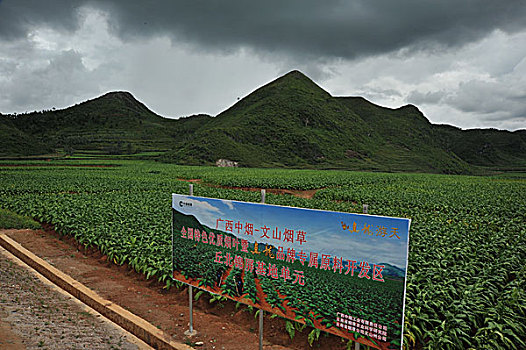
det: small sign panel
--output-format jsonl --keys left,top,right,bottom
{"left": 172, "top": 194, "right": 410, "bottom": 349}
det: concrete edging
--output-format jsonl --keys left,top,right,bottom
{"left": 0, "top": 233, "right": 192, "bottom": 350}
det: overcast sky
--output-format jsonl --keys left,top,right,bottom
{"left": 1, "top": 1, "right": 525, "bottom": 131}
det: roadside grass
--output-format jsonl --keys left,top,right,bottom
{"left": 0, "top": 208, "right": 40, "bottom": 229}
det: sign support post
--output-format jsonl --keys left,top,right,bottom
{"left": 259, "top": 189, "right": 265, "bottom": 350}
{"left": 350, "top": 204, "right": 370, "bottom": 349}
{"left": 259, "top": 310, "right": 264, "bottom": 350}
{"left": 184, "top": 184, "right": 197, "bottom": 337}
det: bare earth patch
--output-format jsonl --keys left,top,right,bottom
{"left": 176, "top": 179, "right": 321, "bottom": 199}
{"left": 227, "top": 187, "right": 320, "bottom": 199}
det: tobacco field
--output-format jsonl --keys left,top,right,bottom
{"left": 0, "top": 160, "right": 524, "bottom": 349}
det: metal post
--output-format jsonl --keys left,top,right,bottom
{"left": 171, "top": 195, "right": 174, "bottom": 290}
{"left": 188, "top": 286, "right": 195, "bottom": 331}
{"left": 259, "top": 309, "right": 264, "bottom": 350}
{"left": 184, "top": 183, "right": 197, "bottom": 337}
{"left": 362, "top": 204, "right": 368, "bottom": 214}
{"left": 259, "top": 188, "right": 265, "bottom": 350}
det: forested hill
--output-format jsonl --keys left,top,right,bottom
{"left": 163, "top": 70, "right": 526, "bottom": 173}
{"left": 2, "top": 70, "right": 525, "bottom": 173}
{"left": 0, "top": 91, "right": 210, "bottom": 156}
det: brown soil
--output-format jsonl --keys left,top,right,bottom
{"left": 178, "top": 179, "right": 203, "bottom": 184}
{"left": 177, "top": 179, "right": 321, "bottom": 199}
{"left": 0, "top": 310, "right": 25, "bottom": 350}
{"left": 230, "top": 187, "right": 320, "bottom": 199}
{"left": 3, "top": 228, "right": 353, "bottom": 350}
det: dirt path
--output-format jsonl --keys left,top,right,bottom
{"left": 176, "top": 179, "right": 322, "bottom": 199}
{"left": 0, "top": 244, "right": 148, "bottom": 350}
{"left": 0, "top": 309, "right": 25, "bottom": 350}
{"left": 224, "top": 187, "right": 320, "bottom": 199}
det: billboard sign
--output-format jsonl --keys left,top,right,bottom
{"left": 172, "top": 194, "right": 410, "bottom": 349}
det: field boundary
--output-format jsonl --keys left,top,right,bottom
{"left": 176, "top": 178, "right": 323, "bottom": 199}
{"left": 0, "top": 233, "right": 192, "bottom": 350}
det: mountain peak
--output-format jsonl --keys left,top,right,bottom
{"left": 216, "top": 69, "right": 331, "bottom": 117}
{"left": 97, "top": 91, "right": 138, "bottom": 104}
{"left": 83, "top": 90, "right": 156, "bottom": 116}
{"left": 282, "top": 69, "right": 308, "bottom": 78}
{"left": 260, "top": 69, "right": 331, "bottom": 98}
{"left": 397, "top": 104, "right": 421, "bottom": 113}
{"left": 275, "top": 69, "right": 319, "bottom": 86}
{"left": 101, "top": 90, "right": 134, "bottom": 97}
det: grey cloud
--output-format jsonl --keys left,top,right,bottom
{"left": 446, "top": 79, "right": 525, "bottom": 117}
{"left": 0, "top": 48, "right": 103, "bottom": 112}
{"left": 354, "top": 87, "right": 403, "bottom": 103}
{"left": 449, "top": 80, "right": 505, "bottom": 114}
{"left": 410, "top": 79, "right": 526, "bottom": 126}
{"left": 407, "top": 90, "right": 446, "bottom": 105}
{"left": 281, "top": 60, "right": 338, "bottom": 82}
{"left": 482, "top": 113, "right": 526, "bottom": 123}
{"left": 1, "top": 1, "right": 526, "bottom": 60}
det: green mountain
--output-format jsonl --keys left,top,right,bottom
{"left": 2, "top": 70, "right": 525, "bottom": 173}
{"left": 165, "top": 71, "right": 474, "bottom": 173}
{"left": 340, "top": 96, "right": 526, "bottom": 170}
{"left": 167, "top": 70, "right": 380, "bottom": 168}
{"left": 2, "top": 91, "right": 208, "bottom": 155}
{"left": 335, "top": 96, "right": 471, "bottom": 173}
{"left": 0, "top": 116, "right": 52, "bottom": 156}
{"left": 166, "top": 71, "right": 525, "bottom": 172}
{"left": 434, "top": 125, "right": 526, "bottom": 169}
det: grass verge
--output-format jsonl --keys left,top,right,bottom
{"left": 0, "top": 208, "right": 40, "bottom": 229}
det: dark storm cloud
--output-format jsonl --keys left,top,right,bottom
{"left": 2, "top": 0, "right": 526, "bottom": 59}
{"left": 1, "top": 0, "right": 525, "bottom": 131}
{"left": 0, "top": 0, "right": 83, "bottom": 40}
